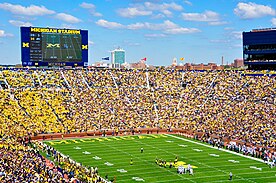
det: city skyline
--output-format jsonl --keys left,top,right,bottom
{"left": 0, "top": 0, "right": 276, "bottom": 66}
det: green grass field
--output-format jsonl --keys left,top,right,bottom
{"left": 42, "top": 33, "right": 82, "bottom": 61}
{"left": 45, "top": 134, "right": 276, "bottom": 183}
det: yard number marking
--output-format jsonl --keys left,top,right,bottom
{"left": 228, "top": 160, "right": 239, "bottom": 163}
{"left": 117, "top": 169, "right": 127, "bottom": 173}
{"left": 132, "top": 177, "right": 145, "bottom": 182}
{"left": 93, "top": 156, "right": 101, "bottom": 160}
{"left": 104, "top": 162, "right": 113, "bottom": 166}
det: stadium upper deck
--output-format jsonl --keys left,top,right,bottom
{"left": 0, "top": 68, "right": 275, "bottom": 152}
{"left": 243, "top": 28, "right": 276, "bottom": 70}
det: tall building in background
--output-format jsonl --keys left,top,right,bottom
{"left": 111, "top": 48, "right": 125, "bottom": 68}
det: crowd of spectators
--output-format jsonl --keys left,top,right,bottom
{"left": 0, "top": 136, "right": 106, "bottom": 182}
{"left": 0, "top": 69, "right": 275, "bottom": 144}
{"left": 0, "top": 68, "right": 275, "bottom": 181}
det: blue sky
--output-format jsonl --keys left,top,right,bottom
{"left": 0, "top": 0, "right": 276, "bottom": 66}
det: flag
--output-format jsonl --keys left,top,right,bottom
{"left": 102, "top": 57, "right": 109, "bottom": 60}
{"left": 141, "top": 57, "right": 147, "bottom": 61}
{"left": 180, "top": 57, "right": 184, "bottom": 61}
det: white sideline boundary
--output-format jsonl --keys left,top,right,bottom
{"left": 166, "top": 134, "right": 265, "bottom": 164}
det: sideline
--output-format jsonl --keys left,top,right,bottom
{"left": 166, "top": 134, "right": 265, "bottom": 164}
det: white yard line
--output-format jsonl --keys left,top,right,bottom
{"left": 135, "top": 137, "right": 257, "bottom": 183}
{"left": 100, "top": 141, "right": 196, "bottom": 183}
{"left": 154, "top": 175, "right": 276, "bottom": 183}
{"left": 166, "top": 134, "right": 264, "bottom": 164}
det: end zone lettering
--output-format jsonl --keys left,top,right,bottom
{"left": 48, "top": 135, "right": 169, "bottom": 145}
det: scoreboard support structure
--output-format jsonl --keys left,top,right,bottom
{"left": 21, "top": 27, "right": 88, "bottom": 67}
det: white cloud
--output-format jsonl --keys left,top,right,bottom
{"left": 95, "top": 19, "right": 124, "bottom": 29}
{"left": 80, "top": 2, "right": 102, "bottom": 17}
{"left": 123, "top": 40, "right": 141, "bottom": 46}
{"left": 9, "top": 20, "right": 32, "bottom": 27}
{"left": 209, "top": 39, "right": 230, "bottom": 43}
{"left": 224, "top": 27, "right": 234, "bottom": 31}
{"left": 151, "top": 13, "right": 165, "bottom": 19}
{"left": 117, "top": 2, "right": 183, "bottom": 18}
{"left": 96, "top": 19, "right": 200, "bottom": 34}
{"left": 182, "top": 11, "right": 220, "bottom": 22}
{"left": 55, "top": 13, "right": 81, "bottom": 23}
{"left": 161, "top": 9, "right": 173, "bottom": 17}
{"left": 164, "top": 27, "right": 200, "bottom": 34}
{"left": 128, "top": 43, "right": 140, "bottom": 46}
{"left": 88, "top": 40, "right": 94, "bottom": 45}
{"left": 231, "top": 31, "right": 242, "bottom": 40}
{"left": 80, "top": 2, "right": 95, "bottom": 9}
{"left": 231, "top": 44, "right": 242, "bottom": 48}
{"left": 208, "top": 21, "right": 228, "bottom": 26}
{"left": 127, "top": 22, "right": 147, "bottom": 30}
{"left": 234, "top": 2, "right": 275, "bottom": 19}
{"left": 0, "top": 30, "right": 13, "bottom": 37}
{"left": 127, "top": 20, "right": 179, "bottom": 30}
{"left": 92, "top": 12, "right": 102, "bottom": 17}
{"left": 59, "top": 24, "right": 76, "bottom": 29}
{"left": 184, "top": 0, "right": 192, "bottom": 6}
{"left": 144, "top": 2, "right": 183, "bottom": 11}
{"left": 0, "top": 3, "right": 55, "bottom": 16}
{"left": 117, "top": 7, "right": 152, "bottom": 18}
{"left": 144, "top": 33, "right": 167, "bottom": 38}
{"left": 272, "top": 18, "right": 276, "bottom": 26}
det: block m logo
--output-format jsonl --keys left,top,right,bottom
{"left": 82, "top": 45, "right": 88, "bottom": 50}
{"left": 22, "top": 42, "right": 29, "bottom": 48}
{"left": 47, "top": 43, "right": 60, "bottom": 48}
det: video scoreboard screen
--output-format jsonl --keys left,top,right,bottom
{"left": 21, "top": 27, "right": 88, "bottom": 67}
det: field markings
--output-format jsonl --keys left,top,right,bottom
{"left": 99, "top": 140, "right": 196, "bottom": 183}
{"left": 228, "top": 160, "right": 239, "bottom": 163}
{"left": 67, "top": 148, "right": 258, "bottom": 163}
{"left": 165, "top": 134, "right": 258, "bottom": 183}
{"left": 104, "top": 162, "right": 114, "bottom": 166}
{"left": 117, "top": 169, "right": 128, "bottom": 173}
{"left": 132, "top": 177, "right": 145, "bottom": 182}
{"left": 98, "top": 161, "right": 275, "bottom": 175}
{"left": 166, "top": 134, "right": 264, "bottom": 164}
{"left": 249, "top": 166, "right": 262, "bottom": 171}
{"left": 178, "top": 144, "right": 188, "bottom": 147}
{"left": 47, "top": 135, "right": 276, "bottom": 183}
{"left": 166, "top": 140, "right": 174, "bottom": 143}
{"left": 204, "top": 175, "right": 276, "bottom": 183}
{"left": 133, "top": 138, "right": 243, "bottom": 182}
{"left": 153, "top": 174, "right": 276, "bottom": 183}
{"left": 193, "top": 148, "right": 203, "bottom": 152}
{"left": 112, "top": 166, "right": 275, "bottom": 178}
{"left": 209, "top": 154, "right": 220, "bottom": 157}
{"left": 93, "top": 156, "right": 102, "bottom": 160}
{"left": 82, "top": 151, "right": 91, "bottom": 154}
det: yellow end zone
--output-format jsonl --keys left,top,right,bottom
{"left": 47, "top": 135, "right": 168, "bottom": 145}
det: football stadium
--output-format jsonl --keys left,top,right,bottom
{"left": 1, "top": 2, "right": 276, "bottom": 183}
{"left": 0, "top": 67, "right": 275, "bottom": 182}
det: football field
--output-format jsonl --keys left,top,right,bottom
{"left": 42, "top": 33, "right": 82, "bottom": 61}
{"left": 45, "top": 134, "right": 276, "bottom": 183}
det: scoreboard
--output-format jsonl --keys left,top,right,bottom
{"left": 21, "top": 27, "right": 88, "bottom": 67}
